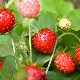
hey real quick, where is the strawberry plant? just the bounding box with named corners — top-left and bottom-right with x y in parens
top-left (0, 0), bottom-right (80, 80)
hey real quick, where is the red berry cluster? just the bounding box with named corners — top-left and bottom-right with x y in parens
top-left (31, 28), bottom-right (80, 74)
top-left (0, 0), bottom-right (80, 80)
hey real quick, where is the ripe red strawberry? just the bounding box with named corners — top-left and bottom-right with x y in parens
top-left (0, 60), bottom-right (3, 70)
top-left (24, 65), bottom-right (47, 80)
top-left (54, 52), bottom-right (75, 73)
top-left (0, 9), bottom-right (15, 34)
top-left (19, 0), bottom-right (40, 18)
top-left (75, 46), bottom-right (80, 64)
top-left (32, 28), bottom-right (57, 54)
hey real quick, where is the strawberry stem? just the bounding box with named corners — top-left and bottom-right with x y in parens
top-left (12, 38), bottom-right (15, 54)
top-left (9, 34), bottom-right (22, 69)
top-left (14, 22), bottom-right (39, 32)
top-left (29, 23), bottom-right (39, 32)
top-left (6, 0), bottom-right (14, 8)
top-left (12, 40), bottom-right (21, 69)
top-left (58, 32), bottom-right (80, 42)
top-left (29, 19), bottom-right (32, 63)
top-left (46, 39), bottom-right (58, 73)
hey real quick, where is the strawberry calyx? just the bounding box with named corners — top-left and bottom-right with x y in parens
top-left (0, 7), bottom-right (16, 12)
top-left (0, 6), bottom-right (6, 9)
top-left (53, 47), bottom-right (67, 59)
top-left (25, 60), bottom-right (44, 68)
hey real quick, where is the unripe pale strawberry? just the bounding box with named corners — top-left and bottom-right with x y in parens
top-left (58, 18), bottom-right (71, 30)
top-left (19, 0), bottom-right (40, 18)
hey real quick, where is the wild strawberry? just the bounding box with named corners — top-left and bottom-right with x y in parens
top-left (0, 9), bottom-right (15, 34)
top-left (54, 52), bottom-right (75, 73)
top-left (32, 28), bottom-right (57, 54)
top-left (19, 0), bottom-right (40, 18)
top-left (58, 18), bottom-right (71, 30)
top-left (0, 60), bottom-right (3, 70)
top-left (75, 46), bottom-right (80, 64)
top-left (24, 65), bottom-right (47, 80)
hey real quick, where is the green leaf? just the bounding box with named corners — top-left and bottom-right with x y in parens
top-left (32, 12), bottom-right (57, 32)
top-left (0, 35), bottom-right (12, 44)
top-left (47, 71), bottom-right (71, 80)
top-left (22, 18), bottom-right (35, 31)
top-left (60, 1), bottom-right (74, 15)
top-left (68, 72), bottom-right (80, 80)
top-left (58, 31), bottom-right (80, 49)
top-left (0, 44), bottom-right (14, 57)
top-left (8, 0), bottom-right (22, 22)
top-left (68, 9), bottom-right (80, 31)
top-left (57, 31), bottom-right (80, 59)
top-left (12, 23), bottom-right (23, 36)
top-left (0, 56), bottom-right (16, 80)
top-left (39, 0), bottom-right (74, 15)
top-left (22, 18), bottom-right (29, 31)
top-left (39, 0), bottom-right (64, 13)
top-left (15, 48), bottom-right (27, 60)
top-left (32, 47), bottom-right (51, 64)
